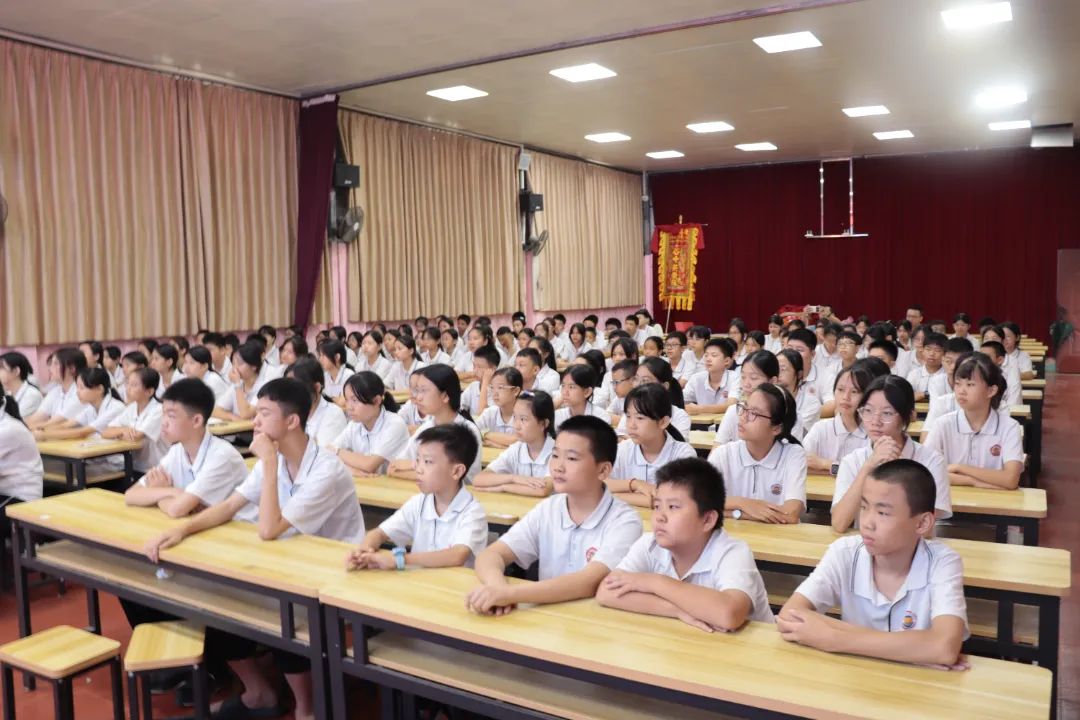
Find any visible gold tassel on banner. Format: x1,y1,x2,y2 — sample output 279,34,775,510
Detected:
652,222,705,314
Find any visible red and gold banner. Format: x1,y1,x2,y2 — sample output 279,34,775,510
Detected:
651,223,705,311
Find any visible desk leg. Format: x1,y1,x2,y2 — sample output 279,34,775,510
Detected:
378,686,395,720
307,600,330,720
325,605,348,720
13,523,35,690
1039,596,1060,717
76,460,87,491
64,461,74,489
124,452,134,488
1021,517,1039,547
86,587,101,633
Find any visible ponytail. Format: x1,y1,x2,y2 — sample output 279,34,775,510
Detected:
752,383,801,446
1,394,24,424
79,367,122,402
345,371,401,414
625,384,685,442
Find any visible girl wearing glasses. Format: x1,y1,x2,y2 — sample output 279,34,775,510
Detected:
830,375,950,533
804,358,891,475
475,366,523,448
706,383,806,524
713,351,779,447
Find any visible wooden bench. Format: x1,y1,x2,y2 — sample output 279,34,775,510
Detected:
125,621,209,720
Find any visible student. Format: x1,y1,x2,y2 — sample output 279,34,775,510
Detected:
559,323,590,362
950,312,978,349
203,332,233,378
385,334,428,392
907,332,947,402
817,330,861,419
32,367,125,442
785,328,830,424
813,324,842,376
25,348,88,429
514,347,558,396
345,331,364,367
728,318,749,366
92,368,168,473
744,330,765,356
604,317,622,336
713,351,779,446
599,337,638,406
528,338,562,393
929,319,948,336
555,365,610,429
778,459,968,667
776,348,819,439
328,325,356,367
608,385,696,508
103,346,124,389
895,319,914,363
606,359,639,420
144,378,363,720
79,340,104,369
706,384,807,524
455,313,471,339
804,359,891,475
389,364,483,482
353,330,392,380
640,336,664,360
662,333,694,387
0,352,43,418
284,357,348,447
979,340,1022,409
684,326,711,377
619,358,692,439
831,375,950,532
0,394,45,514
332,372,409,475
597,458,774,629
381,329,399,361
440,328,465,366
396,373,428,433
116,351,149,402
511,312,527,335
460,345,502,417
999,322,1035,380
764,315,784,354
867,339,899,375
583,326,600,352
474,391,556,496
684,338,738,415
454,325,494,377
908,324,930,373
625,314,646,345
905,304,925,328
927,337,974,402
475,366,523,448
418,327,451,365
182,345,231,405
347,424,488,570
925,353,1024,490
466,416,643,615
278,335,308,368
317,339,355,401
214,342,269,421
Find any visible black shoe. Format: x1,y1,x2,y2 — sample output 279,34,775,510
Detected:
148,668,187,695
175,671,226,708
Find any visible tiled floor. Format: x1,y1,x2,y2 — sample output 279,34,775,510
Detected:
2,374,1078,719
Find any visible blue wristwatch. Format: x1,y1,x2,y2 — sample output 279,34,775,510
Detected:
392,546,406,570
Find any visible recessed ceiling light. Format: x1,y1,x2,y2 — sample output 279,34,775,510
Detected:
873,130,914,140
585,132,631,143
942,2,1012,30
549,63,617,83
735,142,778,151
842,105,890,117
975,86,1027,108
988,119,1031,131
686,121,735,133
426,85,488,102
646,150,685,159
752,31,822,54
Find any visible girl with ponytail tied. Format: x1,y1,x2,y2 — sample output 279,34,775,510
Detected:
32,367,127,442
0,393,45,511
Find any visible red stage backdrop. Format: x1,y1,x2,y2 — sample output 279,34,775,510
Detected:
649,147,1080,341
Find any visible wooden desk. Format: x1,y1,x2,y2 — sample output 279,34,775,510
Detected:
36,438,142,489
480,446,501,467
389,389,410,404
1022,378,1047,389
804,475,1047,545
6,489,349,720
207,419,254,436
914,403,1031,421
687,412,725,428
320,568,1051,720
353,476,532,530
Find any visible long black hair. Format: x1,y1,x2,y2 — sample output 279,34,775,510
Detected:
343,371,400,413
750,383,801,446
415,364,472,422
624,384,685,441
638,357,685,409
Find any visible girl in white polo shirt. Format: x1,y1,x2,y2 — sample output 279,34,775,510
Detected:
215,341,270,421
150,344,185,399
619,358,692,439
474,366,523,447
707,384,807,524
182,345,231,405
777,348,820,440
803,358,890,475
25,348,88,429
924,353,1024,490
831,375,949,533
285,357,348,448
385,335,428,393
318,339,355,400
99,368,169,473
0,352,43,419
0,394,44,507
332,372,409,475
554,365,610,430
713,351,779,447
354,330,392,381
32,367,126,442
474,390,556,497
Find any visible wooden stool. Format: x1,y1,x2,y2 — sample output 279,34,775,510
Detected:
0,625,123,720
124,621,208,720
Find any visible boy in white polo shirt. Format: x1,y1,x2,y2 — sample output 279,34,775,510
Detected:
778,459,968,667
347,424,488,570
144,378,363,720
684,338,739,415
597,458,774,630
906,332,947,402
466,416,642,615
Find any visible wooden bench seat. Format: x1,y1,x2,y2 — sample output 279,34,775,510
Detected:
125,621,205,673
0,625,119,679
43,470,127,485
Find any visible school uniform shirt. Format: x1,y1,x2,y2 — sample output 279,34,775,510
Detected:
219,370,272,414
615,407,691,440
594,373,614,410
38,383,87,421
106,400,169,472
110,365,126,390
686,352,707,378
926,372,951,402
707,440,808,508
833,437,951,519
213,356,233,379
610,434,696,483
266,344,281,367
499,489,643,580
331,407,410,474
345,346,359,369
671,354,698,384
460,381,487,416
894,348,915,379
420,349,451,366
199,370,232,405
155,370,186,400
550,334,569,358
814,345,841,376
486,437,555,477
354,354,393,381
323,366,356,398
802,414,869,465
0,412,44,501
794,535,969,638
378,486,489,565
607,395,625,416
617,531,774,624
633,329,649,346
235,440,365,543
647,323,664,338
1005,348,1033,376
12,383,43,419
906,365,946,397
398,415,483,482
794,378,823,438
684,370,737,406
950,334,980,351
560,342,591,363
1001,361,1022,409
531,366,561,396
386,359,429,393
452,350,474,373
444,342,466,366
712,404,739,446
764,335,783,355
553,403,611,430
475,405,515,435
145,431,248,506
923,409,1024,471
307,397,348,447
397,401,425,427
73,395,127,435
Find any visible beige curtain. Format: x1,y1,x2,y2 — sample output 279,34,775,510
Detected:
339,109,521,321
0,38,197,344
530,152,644,310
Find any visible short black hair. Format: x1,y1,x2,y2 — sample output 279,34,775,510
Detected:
924,332,948,350
655,458,726,529
557,415,618,465
868,339,898,362
122,351,148,368
869,459,936,516
944,337,974,355
980,340,1006,360
416,424,479,481
515,347,542,368
161,378,216,424
857,375,915,430
202,332,226,348
473,344,501,368
787,328,817,351
457,314,471,324
687,325,712,340
257,377,313,431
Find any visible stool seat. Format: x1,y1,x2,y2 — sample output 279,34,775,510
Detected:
0,625,120,680
125,621,205,673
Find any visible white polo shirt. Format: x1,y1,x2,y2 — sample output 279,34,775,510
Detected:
1001,361,1022,409
924,409,1024,470
833,437,951,519
707,440,807,507
671,354,697,384
615,407,691,440
713,404,739,446
13,383,43,419
553,403,611,430
1006,348,1033,375
39,383,86,421
74,395,127,433
322,366,355,398
0,413,44,501
684,370,736,406
814,345,842,376
308,398,348,447
235,439,365,543
147,431,248,506
399,415,483,482
396,402,425,427
420,349,451,366
500,489,642,580
107,400,169,472
155,370,186,400
534,366,561,395
354,354,392,381
219,368,272,414
610,434,696,483
453,350,474,373
764,336,783,355
486,437,554,478
200,371,232,405
385,359,428,393
379,485,488,565
894,348,915,378
594,373,614,410
331,408,410,474
802,415,869,465
794,535,969,637
476,405,515,435
906,365,946,396
616,531,775,624
795,376,823,437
